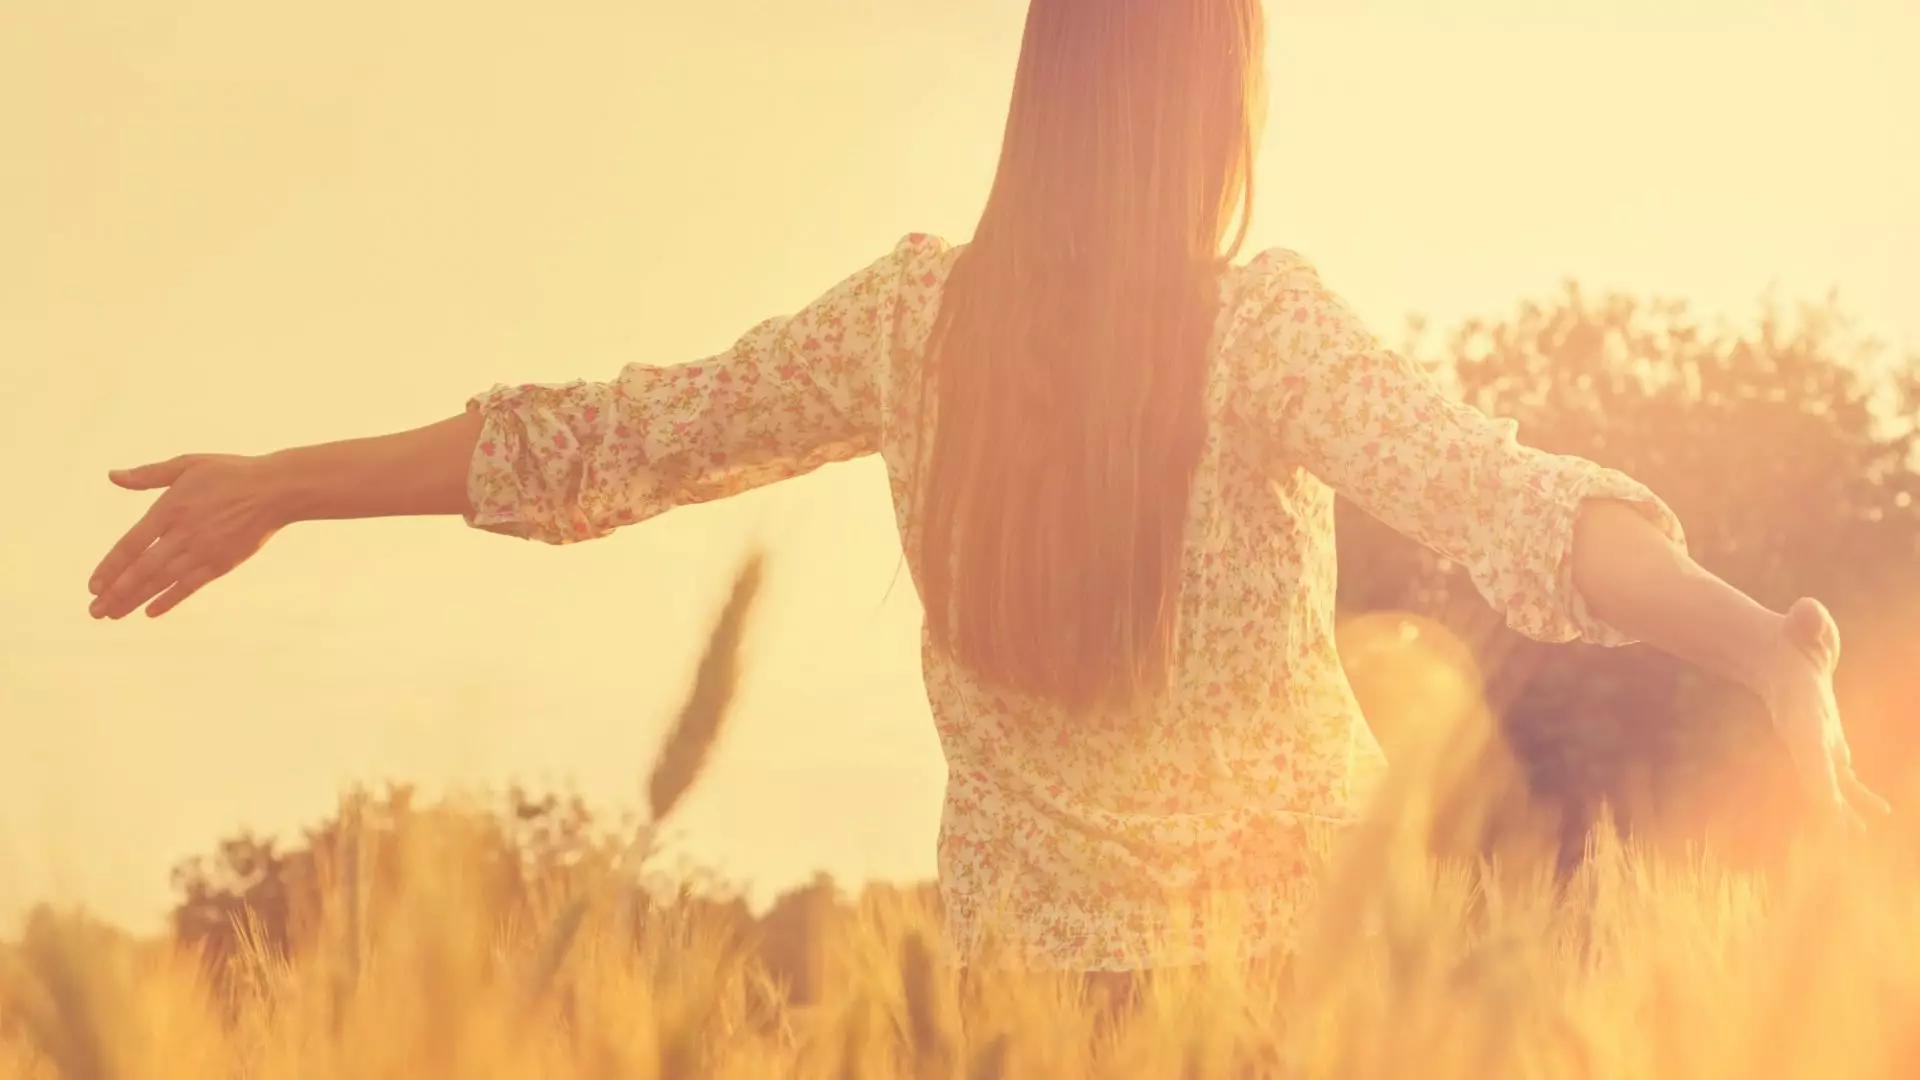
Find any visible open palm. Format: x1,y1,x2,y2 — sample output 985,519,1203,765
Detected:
88,454,286,619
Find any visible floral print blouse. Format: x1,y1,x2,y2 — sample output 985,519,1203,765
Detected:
463,234,1686,972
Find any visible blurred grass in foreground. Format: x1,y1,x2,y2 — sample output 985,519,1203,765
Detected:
4,552,1918,1080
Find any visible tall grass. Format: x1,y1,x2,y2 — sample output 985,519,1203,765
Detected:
3,553,1916,1079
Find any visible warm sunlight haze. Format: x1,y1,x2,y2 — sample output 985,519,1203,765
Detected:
1,0,1914,974
3,3,1918,1077
3,10,1920,1068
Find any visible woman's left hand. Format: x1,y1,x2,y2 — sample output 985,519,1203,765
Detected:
1754,597,1891,831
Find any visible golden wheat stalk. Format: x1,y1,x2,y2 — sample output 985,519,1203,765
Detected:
329,795,365,1039
4,911,126,1080
520,894,590,1012
899,929,955,1080
608,549,765,942
647,549,765,824
513,550,764,1014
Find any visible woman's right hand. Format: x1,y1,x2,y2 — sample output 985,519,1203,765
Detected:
88,412,488,621
1754,597,1890,830
88,453,293,620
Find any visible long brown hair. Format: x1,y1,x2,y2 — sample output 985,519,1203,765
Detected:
917,0,1266,714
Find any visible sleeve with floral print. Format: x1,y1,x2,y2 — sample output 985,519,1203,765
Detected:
461,234,946,544
1241,253,1688,647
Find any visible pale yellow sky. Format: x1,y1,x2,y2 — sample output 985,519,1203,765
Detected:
1,0,1914,931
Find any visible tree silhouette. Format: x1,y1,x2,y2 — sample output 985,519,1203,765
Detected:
169,784,622,973
1337,284,1919,854
166,785,937,1010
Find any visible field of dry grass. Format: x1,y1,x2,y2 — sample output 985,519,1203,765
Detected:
5,555,1915,1080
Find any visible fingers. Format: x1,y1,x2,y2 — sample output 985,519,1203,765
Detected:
1813,762,1890,842
145,564,219,619
109,455,197,491
91,457,200,599
1841,766,1891,819
1781,728,1851,826
89,498,173,597
1812,754,1850,824
92,537,194,620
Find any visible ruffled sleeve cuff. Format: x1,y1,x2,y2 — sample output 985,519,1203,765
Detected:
462,384,537,539
461,382,617,545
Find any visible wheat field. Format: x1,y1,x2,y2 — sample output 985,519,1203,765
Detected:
4,555,1915,1080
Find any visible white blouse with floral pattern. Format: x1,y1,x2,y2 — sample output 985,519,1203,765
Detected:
462,234,1685,972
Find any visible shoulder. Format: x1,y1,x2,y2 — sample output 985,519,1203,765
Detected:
870,234,964,356
846,233,964,308
890,232,963,279
1217,247,1384,405
898,231,957,258
1226,247,1331,309
1216,247,1332,361
1223,246,1381,344
898,232,963,292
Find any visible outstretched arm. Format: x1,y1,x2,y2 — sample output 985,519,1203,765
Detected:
1240,252,1885,826
88,233,950,620
1570,500,1886,825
